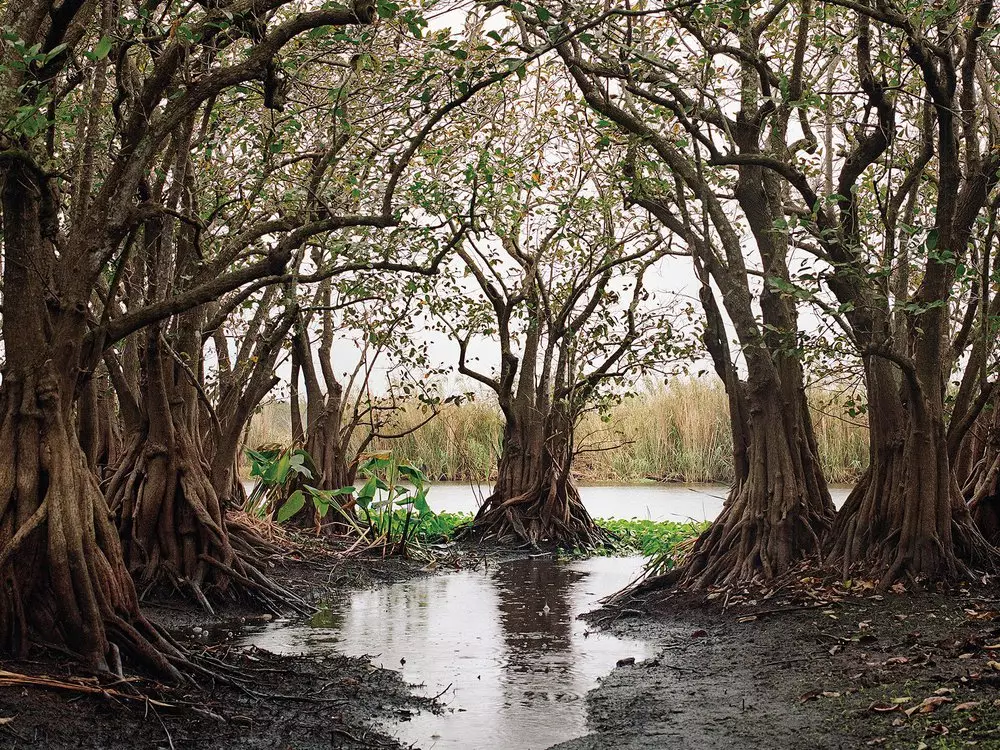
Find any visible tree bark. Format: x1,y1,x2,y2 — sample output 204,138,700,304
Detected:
470,398,605,548
680,359,833,587
106,326,292,612
0,164,184,677
828,357,994,584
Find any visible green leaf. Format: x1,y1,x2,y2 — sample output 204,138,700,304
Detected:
276,490,306,523
925,228,939,251
92,36,113,60
397,464,428,485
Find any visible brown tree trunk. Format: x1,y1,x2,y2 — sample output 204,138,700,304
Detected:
0,164,184,677
828,359,994,584
963,404,1000,543
106,328,294,612
470,399,605,548
680,359,833,587
280,324,356,533
77,364,122,480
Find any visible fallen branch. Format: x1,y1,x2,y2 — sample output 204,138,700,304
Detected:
0,670,173,708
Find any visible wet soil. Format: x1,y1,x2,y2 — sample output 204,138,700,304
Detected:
7,542,1000,750
554,583,1000,749
0,549,437,750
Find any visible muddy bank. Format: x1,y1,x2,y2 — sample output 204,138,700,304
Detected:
0,551,437,750
556,586,1000,749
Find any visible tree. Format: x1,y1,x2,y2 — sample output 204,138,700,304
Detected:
507,1,836,583
0,0,510,674
281,260,450,532
429,71,675,548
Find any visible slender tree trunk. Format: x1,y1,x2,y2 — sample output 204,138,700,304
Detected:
77,364,122,479
280,325,356,532
961,403,1000,543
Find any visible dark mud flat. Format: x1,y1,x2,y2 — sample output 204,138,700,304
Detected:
554,586,1000,750
0,554,433,750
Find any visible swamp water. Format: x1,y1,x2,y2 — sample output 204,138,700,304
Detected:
424,482,852,523
234,483,854,747
241,555,655,749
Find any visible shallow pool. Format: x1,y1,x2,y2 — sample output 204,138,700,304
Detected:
240,556,656,749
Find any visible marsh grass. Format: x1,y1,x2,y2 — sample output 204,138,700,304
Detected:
245,382,869,484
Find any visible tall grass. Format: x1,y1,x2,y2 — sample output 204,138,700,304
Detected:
244,382,869,485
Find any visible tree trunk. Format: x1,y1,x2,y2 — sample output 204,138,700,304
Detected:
106,329,293,612
680,362,834,587
279,403,358,534
77,364,122,480
280,326,356,532
962,404,1000,544
828,358,994,584
470,399,605,548
0,165,184,677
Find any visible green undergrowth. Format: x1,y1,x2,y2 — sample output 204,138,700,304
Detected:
596,517,707,557
421,512,705,563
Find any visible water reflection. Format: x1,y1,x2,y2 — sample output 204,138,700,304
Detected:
240,556,654,749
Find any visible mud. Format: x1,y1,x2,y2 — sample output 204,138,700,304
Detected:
0,552,434,750
6,547,1000,750
556,585,1000,749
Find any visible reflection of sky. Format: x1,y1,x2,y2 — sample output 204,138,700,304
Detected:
240,557,656,750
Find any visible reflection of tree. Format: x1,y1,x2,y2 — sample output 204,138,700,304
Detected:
493,558,584,659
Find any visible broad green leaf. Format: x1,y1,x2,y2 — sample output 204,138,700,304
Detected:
276,490,306,523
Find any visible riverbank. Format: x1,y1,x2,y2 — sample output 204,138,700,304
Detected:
559,581,1000,749
6,532,995,749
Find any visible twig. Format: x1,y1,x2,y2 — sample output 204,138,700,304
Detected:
0,670,174,708
430,682,453,701
150,703,176,750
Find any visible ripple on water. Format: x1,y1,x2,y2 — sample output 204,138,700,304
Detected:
240,556,656,750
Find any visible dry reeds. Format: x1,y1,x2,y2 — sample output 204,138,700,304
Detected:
244,381,869,485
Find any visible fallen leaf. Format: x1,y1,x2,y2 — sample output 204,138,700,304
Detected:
955,702,981,712
933,688,955,696
868,702,900,713
904,696,952,716
0,718,12,726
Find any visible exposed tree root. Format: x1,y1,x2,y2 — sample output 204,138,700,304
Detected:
679,477,832,589
674,388,834,590
466,474,610,549
0,371,193,679
107,426,310,617
828,413,997,587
